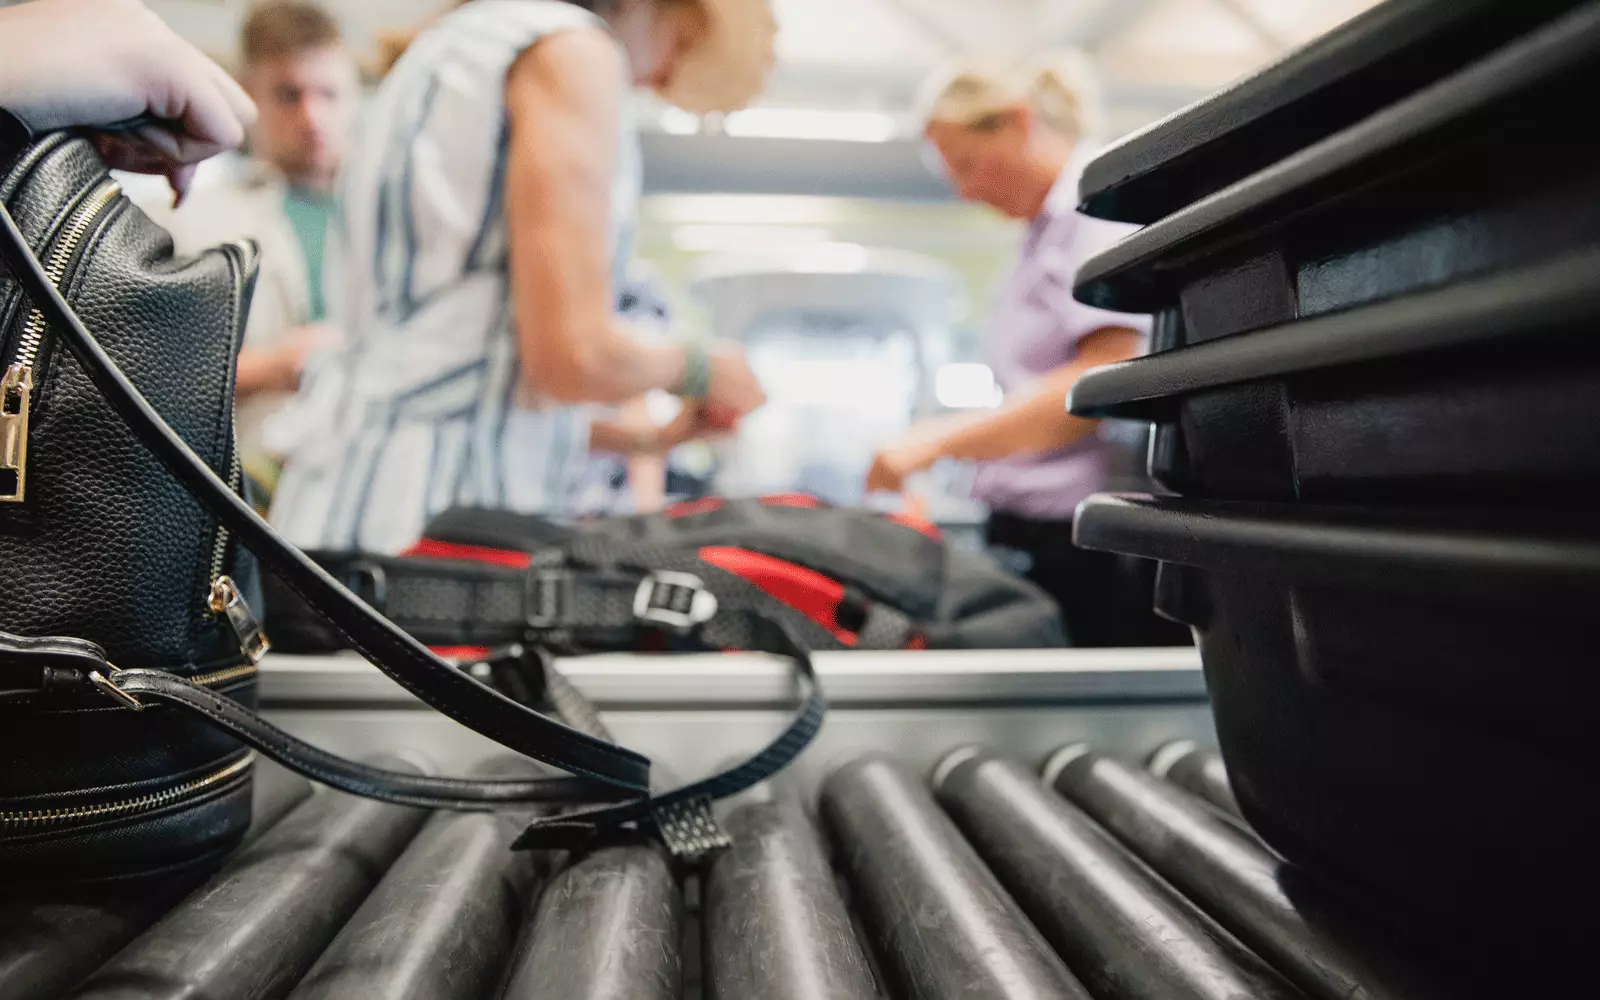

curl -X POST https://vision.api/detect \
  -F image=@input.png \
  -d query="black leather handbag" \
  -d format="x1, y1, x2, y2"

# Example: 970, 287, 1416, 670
0, 127, 829, 882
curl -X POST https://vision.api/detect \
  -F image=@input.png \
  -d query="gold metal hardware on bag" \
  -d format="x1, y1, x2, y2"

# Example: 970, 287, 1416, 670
0, 364, 30, 502
0, 752, 254, 832
88, 667, 144, 711
1, 179, 121, 505
188, 662, 261, 689
209, 576, 271, 664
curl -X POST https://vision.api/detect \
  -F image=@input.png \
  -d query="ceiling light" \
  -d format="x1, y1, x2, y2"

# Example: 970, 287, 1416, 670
720, 108, 899, 143
672, 224, 832, 253
785, 242, 872, 272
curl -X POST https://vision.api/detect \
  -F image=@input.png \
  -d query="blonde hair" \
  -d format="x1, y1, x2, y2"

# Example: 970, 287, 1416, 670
917, 51, 1102, 141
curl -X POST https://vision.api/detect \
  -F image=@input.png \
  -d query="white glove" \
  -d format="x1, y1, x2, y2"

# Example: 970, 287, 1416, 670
0, 0, 256, 199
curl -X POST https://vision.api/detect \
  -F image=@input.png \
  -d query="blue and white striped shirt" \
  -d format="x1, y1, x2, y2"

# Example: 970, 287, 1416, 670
269, 0, 640, 553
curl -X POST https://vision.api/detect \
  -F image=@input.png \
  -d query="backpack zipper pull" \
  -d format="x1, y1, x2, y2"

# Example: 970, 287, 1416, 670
210, 576, 271, 664
1, 363, 32, 503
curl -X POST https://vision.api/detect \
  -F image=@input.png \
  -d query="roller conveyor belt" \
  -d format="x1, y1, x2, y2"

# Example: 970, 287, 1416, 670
0, 651, 1458, 999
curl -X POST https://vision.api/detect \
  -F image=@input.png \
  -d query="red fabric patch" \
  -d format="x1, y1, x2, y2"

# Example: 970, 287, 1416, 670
698, 545, 857, 645
886, 511, 942, 540
759, 493, 822, 509
430, 645, 494, 661
404, 538, 533, 569
665, 497, 728, 518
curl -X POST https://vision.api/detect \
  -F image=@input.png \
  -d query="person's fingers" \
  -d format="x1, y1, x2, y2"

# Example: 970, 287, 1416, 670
139, 44, 251, 157
128, 121, 185, 161
201, 52, 258, 128
169, 65, 249, 156
165, 163, 197, 207
91, 133, 155, 172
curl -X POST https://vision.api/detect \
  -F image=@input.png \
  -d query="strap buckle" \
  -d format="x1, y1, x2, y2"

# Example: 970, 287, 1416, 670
525, 569, 571, 630
342, 561, 389, 612
633, 571, 718, 632
89, 668, 144, 711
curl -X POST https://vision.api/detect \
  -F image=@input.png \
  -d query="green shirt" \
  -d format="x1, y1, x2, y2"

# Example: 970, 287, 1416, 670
282, 187, 335, 322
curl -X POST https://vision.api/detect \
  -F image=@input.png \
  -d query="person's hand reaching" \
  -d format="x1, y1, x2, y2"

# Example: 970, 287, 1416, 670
0, 0, 256, 201
866, 440, 937, 494
236, 325, 339, 398
867, 418, 964, 493
651, 400, 743, 452
704, 342, 766, 422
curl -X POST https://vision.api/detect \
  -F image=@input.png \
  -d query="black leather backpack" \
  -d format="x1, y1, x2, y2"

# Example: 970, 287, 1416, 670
0, 130, 827, 881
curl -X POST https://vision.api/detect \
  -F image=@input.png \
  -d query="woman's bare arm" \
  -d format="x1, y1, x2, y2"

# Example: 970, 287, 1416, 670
926, 328, 1141, 461
867, 327, 1141, 491
503, 30, 687, 405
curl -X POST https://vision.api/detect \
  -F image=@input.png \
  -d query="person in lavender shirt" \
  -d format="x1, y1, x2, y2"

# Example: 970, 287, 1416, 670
867, 53, 1186, 647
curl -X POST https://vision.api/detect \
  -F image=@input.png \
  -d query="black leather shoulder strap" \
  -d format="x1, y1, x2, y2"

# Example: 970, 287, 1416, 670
0, 191, 831, 846
0, 197, 648, 794
0, 109, 32, 175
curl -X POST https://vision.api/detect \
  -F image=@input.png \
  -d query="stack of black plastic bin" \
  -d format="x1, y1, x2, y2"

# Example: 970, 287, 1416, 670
1065, 0, 1600, 987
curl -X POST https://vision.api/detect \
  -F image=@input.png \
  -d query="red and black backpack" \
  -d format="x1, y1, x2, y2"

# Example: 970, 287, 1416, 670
264, 495, 1065, 661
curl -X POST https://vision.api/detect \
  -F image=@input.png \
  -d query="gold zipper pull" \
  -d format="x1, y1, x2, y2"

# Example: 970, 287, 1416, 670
1, 364, 32, 503
209, 576, 271, 664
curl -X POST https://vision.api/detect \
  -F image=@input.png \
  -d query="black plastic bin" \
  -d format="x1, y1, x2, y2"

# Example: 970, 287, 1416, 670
1072, 493, 1600, 982
1078, 0, 1587, 224
1068, 4, 1600, 505
1069, 249, 1600, 504
1075, 4, 1600, 332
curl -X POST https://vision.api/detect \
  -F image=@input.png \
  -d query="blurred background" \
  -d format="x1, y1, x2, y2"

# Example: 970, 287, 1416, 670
105, 0, 1381, 518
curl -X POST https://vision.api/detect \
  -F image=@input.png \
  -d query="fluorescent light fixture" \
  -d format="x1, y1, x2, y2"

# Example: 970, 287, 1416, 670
786, 241, 871, 272
753, 358, 914, 408
673, 224, 832, 253
658, 107, 702, 135
936, 363, 1003, 409
721, 108, 898, 143
646, 195, 844, 227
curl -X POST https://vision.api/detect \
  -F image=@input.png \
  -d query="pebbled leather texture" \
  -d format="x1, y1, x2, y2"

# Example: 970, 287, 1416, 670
0, 135, 246, 670
0, 133, 839, 871
0, 185, 657, 794
0, 135, 256, 879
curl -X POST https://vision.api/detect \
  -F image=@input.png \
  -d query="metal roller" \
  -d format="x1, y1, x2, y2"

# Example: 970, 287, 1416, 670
500, 841, 681, 1000
243, 758, 314, 843
0, 873, 209, 1000
1147, 741, 1243, 819
1045, 745, 1448, 1000
286, 758, 545, 1000
705, 798, 878, 1000
935, 747, 1306, 1000
821, 754, 1092, 1000
0, 761, 314, 1000
68, 755, 429, 1000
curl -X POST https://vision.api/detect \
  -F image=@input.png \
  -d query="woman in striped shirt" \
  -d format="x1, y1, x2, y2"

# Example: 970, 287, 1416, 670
269, 0, 773, 553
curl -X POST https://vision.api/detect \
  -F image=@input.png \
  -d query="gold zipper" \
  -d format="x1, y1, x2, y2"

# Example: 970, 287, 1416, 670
204, 239, 257, 616
11, 180, 122, 372
209, 576, 271, 664
0, 363, 30, 501
0, 752, 254, 833
188, 661, 261, 689
1, 179, 122, 504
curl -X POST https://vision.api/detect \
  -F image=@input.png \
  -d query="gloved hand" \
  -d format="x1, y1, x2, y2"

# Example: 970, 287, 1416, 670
0, 0, 256, 199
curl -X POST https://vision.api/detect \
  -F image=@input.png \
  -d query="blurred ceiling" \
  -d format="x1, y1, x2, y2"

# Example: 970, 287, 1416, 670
137, 0, 1384, 196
